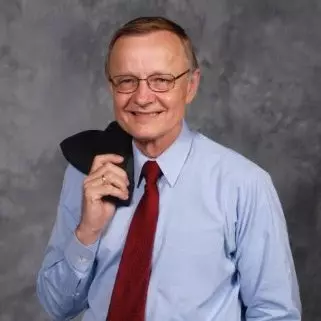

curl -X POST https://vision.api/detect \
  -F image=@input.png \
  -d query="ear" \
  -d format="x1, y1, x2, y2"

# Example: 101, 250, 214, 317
107, 76, 114, 94
108, 81, 113, 93
185, 68, 201, 104
105, 70, 113, 93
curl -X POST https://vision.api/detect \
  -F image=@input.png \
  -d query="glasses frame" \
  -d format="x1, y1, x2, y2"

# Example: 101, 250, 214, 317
108, 69, 191, 93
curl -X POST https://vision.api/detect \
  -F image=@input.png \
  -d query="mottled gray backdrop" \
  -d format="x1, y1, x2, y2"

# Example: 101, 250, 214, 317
1, 0, 320, 320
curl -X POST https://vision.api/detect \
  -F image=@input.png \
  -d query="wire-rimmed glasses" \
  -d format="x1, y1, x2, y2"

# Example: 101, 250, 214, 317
108, 69, 190, 93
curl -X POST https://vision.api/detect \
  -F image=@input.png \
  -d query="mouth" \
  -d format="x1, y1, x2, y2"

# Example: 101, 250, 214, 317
130, 111, 162, 117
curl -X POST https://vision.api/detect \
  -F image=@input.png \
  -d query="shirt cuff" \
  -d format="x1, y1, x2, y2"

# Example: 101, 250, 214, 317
64, 233, 99, 276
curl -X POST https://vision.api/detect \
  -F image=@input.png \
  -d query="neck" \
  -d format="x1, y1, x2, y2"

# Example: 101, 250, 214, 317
133, 122, 183, 158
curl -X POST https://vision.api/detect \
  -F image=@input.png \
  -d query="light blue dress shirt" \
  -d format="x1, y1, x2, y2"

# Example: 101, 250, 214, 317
37, 120, 301, 321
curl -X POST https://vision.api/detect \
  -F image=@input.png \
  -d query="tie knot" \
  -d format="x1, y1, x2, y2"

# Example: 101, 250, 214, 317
142, 161, 161, 185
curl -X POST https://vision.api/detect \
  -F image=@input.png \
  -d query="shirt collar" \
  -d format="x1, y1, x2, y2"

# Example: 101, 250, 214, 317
132, 120, 195, 187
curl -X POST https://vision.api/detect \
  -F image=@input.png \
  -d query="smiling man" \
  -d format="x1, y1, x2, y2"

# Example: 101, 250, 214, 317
107, 23, 198, 158
37, 16, 301, 321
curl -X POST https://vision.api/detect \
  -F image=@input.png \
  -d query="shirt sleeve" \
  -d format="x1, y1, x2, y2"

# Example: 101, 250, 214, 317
36, 164, 99, 320
235, 168, 302, 320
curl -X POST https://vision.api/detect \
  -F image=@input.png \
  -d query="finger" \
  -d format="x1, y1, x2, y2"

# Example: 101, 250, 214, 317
84, 173, 129, 193
86, 162, 129, 186
90, 154, 124, 173
84, 184, 129, 202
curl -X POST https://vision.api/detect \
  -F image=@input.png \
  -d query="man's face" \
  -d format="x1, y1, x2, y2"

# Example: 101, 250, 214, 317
108, 30, 200, 145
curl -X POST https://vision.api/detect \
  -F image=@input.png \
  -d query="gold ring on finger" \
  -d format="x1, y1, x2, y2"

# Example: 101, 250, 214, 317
101, 174, 107, 185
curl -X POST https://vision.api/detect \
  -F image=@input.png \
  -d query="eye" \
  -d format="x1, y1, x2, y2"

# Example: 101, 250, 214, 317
153, 77, 171, 83
118, 77, 136, 84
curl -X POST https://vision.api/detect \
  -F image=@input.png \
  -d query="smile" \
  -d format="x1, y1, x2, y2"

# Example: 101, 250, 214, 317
130, 112, 162, 117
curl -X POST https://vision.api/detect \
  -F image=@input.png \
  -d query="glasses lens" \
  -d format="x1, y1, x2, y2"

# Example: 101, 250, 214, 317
148, 74, 174, 91
114, 76, 137, 93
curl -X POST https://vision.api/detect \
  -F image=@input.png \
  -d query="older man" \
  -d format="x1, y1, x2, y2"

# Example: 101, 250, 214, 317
37, 16, 301, 321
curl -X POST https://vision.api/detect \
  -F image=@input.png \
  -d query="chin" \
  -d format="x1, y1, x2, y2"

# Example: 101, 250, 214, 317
117, 117, 159, 137
129, 126, 163, 143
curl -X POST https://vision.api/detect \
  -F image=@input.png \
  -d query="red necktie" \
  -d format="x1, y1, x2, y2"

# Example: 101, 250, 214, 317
106, 160, 162, 321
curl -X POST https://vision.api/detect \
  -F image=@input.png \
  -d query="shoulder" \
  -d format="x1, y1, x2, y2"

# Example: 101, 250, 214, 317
190, 132, 280, 221
190, 131, 272, 186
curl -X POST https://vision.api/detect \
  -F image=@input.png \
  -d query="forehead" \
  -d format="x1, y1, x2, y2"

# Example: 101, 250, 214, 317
109, 30, 188, 74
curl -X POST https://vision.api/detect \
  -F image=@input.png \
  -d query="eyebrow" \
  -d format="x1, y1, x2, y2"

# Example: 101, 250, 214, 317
112, 70, 173, 77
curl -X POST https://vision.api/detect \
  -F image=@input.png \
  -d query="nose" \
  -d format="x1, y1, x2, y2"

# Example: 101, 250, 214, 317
132, 80, 155, 106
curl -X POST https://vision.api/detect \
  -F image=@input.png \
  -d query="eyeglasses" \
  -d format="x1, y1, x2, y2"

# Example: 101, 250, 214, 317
108, 69, 190, 93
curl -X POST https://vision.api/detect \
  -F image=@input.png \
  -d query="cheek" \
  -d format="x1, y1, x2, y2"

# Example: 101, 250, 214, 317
158, 89, 187, 110
113, 93, 131, 110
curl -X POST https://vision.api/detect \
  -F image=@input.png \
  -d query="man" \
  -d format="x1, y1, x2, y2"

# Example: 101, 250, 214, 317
37, 16, 301, 321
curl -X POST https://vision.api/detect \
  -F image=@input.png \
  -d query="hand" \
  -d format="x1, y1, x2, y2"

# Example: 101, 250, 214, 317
75, 154, 129, 245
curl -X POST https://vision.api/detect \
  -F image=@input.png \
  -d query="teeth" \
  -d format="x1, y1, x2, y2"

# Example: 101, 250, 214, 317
133, 112, 158, 116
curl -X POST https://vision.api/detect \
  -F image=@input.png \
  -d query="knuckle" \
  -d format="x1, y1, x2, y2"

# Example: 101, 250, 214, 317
83, 188, 92, 199
105, 162, 112, 171
110, 185, 119, 196
83, 176, 91, 185
83, 181, 90, 190
92, 154, 107, 167
92, 155, 100, 164
120, 181, 127, 191
83, 178, 94, 189
121, 168, 128, 178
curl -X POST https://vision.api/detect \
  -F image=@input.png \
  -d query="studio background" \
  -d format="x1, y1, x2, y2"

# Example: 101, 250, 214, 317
1, 0, 320, 320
